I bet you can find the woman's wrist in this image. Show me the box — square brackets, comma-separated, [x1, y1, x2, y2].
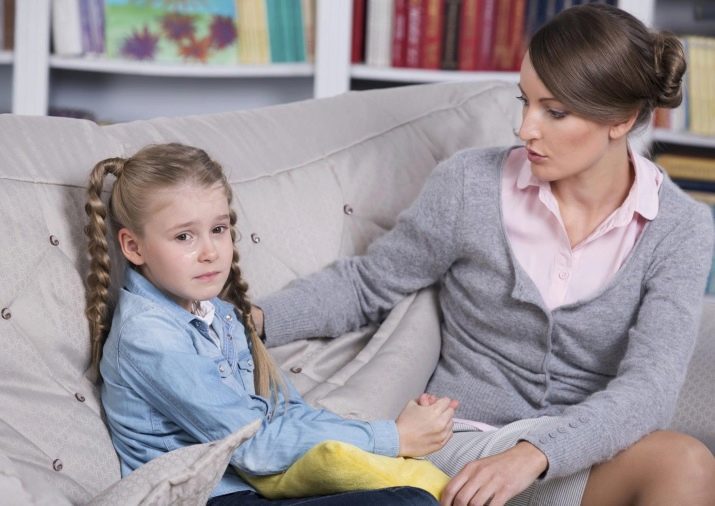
[513, 441, 549, 479]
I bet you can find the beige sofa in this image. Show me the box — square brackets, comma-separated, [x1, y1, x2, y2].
[0, 81, 713, 505]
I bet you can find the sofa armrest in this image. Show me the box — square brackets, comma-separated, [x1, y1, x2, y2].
[670, 299, 715, 452]
[270, 287, 442, 421]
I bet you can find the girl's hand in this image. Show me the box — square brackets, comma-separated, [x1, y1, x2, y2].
[396, 396, 458, 457]
[439, 441, 548, 506]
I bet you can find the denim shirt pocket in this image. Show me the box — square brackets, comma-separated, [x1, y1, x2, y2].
[236, 349, 256, 396]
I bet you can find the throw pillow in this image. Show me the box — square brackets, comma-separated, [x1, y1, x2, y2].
[88, 420, 260, 506]
[240, 440, 449, 500]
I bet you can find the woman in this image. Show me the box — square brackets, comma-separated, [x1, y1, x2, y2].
[253, 4, 715, 505]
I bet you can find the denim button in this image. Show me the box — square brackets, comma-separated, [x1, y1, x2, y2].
[219, 365, 225, 373]
[225, 314, 232, 321]
[75, 393, 85, 402]
[52, 459, 63, 472]
[1, 308, 10, 320]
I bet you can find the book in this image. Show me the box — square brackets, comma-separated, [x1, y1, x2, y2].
[391, 0, 407, 67]
[238, 0, 269, 64]
[457, 0, 479, 70]
[507, 0, 527, 70]
[2, 0, 14, 51]
[441, 0, 461, 70]
[53, 0, 83, 56]
[655, 153, 715, 183]
[420, 0, 444, 69]
[351, 0, 366, 63]
[404, 0, 422, 67]
[301, 0, 315, 62]
[365, 0, 393, 67]
[52, 0, 104, 56]
[105, 0, 238, 64]
[475, 0, 497, 70]
[492, 0, 513, 70]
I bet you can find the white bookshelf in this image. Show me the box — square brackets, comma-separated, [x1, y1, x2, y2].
[351, 64, 518, 83]
[49, 56, 314, 78]
[652, 129, 715, 150]
[11, 0, 329, 119]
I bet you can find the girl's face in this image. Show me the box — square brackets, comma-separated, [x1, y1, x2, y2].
[119, 183, 234, 312]
[517, 53, 617, 184]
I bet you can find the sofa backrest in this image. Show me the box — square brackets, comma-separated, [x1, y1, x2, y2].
[0, 81, 523, 502]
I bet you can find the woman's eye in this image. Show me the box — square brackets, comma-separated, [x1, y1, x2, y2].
[516, 95, 528, 105]
[548, 109, 568, 119]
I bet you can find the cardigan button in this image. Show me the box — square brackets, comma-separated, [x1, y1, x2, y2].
[52, 459, 63, 472]
[290, 366, 302, 374]
[49, 235, 60, 246]
[250, 233, 261, 244]
[1, 308, 10, 320]
[343, 204, 354, 216]
[75, 392, 86, 402]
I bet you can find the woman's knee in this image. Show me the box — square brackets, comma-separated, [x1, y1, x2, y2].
[638, 431, 713, 473]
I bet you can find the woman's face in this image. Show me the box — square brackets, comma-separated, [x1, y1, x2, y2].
[517, 53, 615, 184]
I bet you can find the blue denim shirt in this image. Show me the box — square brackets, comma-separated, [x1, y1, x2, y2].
[100, 268, 399, 498]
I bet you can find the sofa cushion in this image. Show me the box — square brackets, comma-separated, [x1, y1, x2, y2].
[0, 81, 522, 503]
[87, 421, 259, 506]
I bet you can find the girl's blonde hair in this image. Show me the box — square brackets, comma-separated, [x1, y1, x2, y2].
[84, 143, 284, 401]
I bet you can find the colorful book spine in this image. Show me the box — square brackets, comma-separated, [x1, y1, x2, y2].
[301, 0, 315, 62]
[655, 154, 715, 182]
[457, 0, 479, 70]
[351, 0, 366, 63]
[404, 0, 422, 67]
[420, 0, 444, 69]
[365, 0, 394, 67]
[391, 0, 408, 67]
[441, 0, 461, 70]
[475, 0, 497, 70]
[2, 0, 13, 51]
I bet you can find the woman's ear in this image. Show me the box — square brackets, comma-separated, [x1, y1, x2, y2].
[609, 112, 638, 140]
[118, 228, 145, 266]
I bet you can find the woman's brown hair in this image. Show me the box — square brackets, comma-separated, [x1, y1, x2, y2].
[528, 3, 686, 131]
[84, 143, 284, 401]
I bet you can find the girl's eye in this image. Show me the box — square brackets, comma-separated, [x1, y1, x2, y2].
[176, 233, 190, 241]
[212, 225, 228, 234]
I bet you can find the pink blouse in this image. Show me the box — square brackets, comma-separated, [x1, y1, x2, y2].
[502, 146, 662, 310]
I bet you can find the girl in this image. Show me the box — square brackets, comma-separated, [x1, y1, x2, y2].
[84, 143, 457, 505]
[253, 4, 715, 506]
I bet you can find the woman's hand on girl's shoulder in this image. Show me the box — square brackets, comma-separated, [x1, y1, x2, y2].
[395, 395, 459, 457]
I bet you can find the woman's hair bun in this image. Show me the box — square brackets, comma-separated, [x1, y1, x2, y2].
[652, 31, 686, 109]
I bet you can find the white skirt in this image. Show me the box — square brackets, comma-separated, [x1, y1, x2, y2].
[426, 418, 590, 506]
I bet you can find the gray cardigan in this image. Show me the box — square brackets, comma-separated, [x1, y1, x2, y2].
[259, 146, 714, 479]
